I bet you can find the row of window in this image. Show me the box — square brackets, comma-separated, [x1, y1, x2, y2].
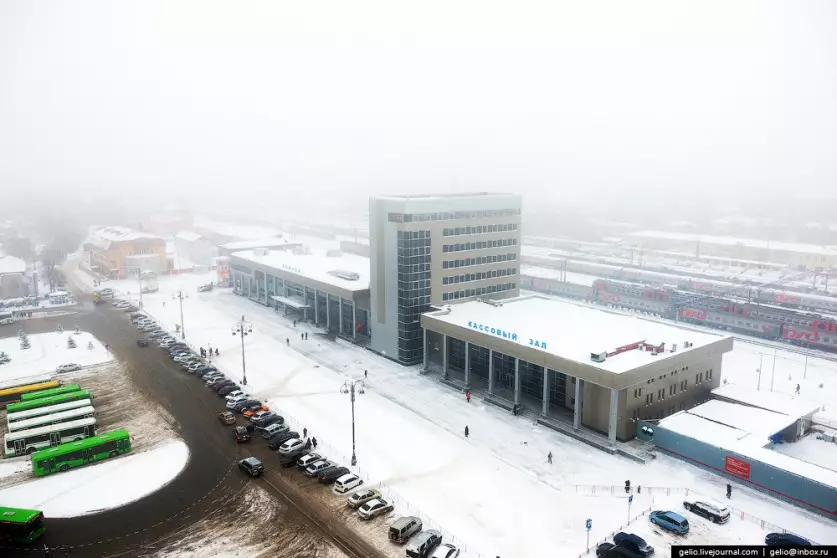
[634, 368, 714, 406]
[443, 253, 517, 269]
[442, 223, 519, 237]
[631, 400, 695, 421]
[442, 238, 519, 253]
[442, 268, 517, 285]
[388, 208, 520, 223]
[441, 283, 516, 301]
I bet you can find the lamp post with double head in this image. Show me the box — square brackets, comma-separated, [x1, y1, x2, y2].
[340, 378, 365, 466]
[232, 316, 253, 386]
[172, 290, 188, 339]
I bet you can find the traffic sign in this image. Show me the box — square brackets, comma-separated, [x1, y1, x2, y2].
[628, 495, 633, 504]
[586, 518, 592, 531]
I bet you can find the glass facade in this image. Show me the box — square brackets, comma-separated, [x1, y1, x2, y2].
[397, 229, 432, 364]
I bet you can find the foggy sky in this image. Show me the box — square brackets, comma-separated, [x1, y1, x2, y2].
[1, 0, 835, 213]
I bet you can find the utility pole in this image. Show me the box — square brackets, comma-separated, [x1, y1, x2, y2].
[138, 270, 143, 309]
[233, 316, 252, 386]
[340, 378, 365, 466]
[770, 348, 777, 391]
[757, 353, 764, 390]
[172, 290, 187, 339]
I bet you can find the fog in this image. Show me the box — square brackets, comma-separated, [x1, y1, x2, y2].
[1, 0, 836, 216]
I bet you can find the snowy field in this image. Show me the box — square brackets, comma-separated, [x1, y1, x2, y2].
[70, 265, 837, 557]
[0, 440, 188, 517]
[0, 330, 112, 382]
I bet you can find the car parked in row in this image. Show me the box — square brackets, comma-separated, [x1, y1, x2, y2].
[682, 499, 729, 524]
[297, 452, 323, 470]
[357, 498, 393, 520]
[596, 543, 644, 557]
[217, 385, 240, 396]
[613, 532, 654, 556]
[430, 543, 460, 558]
[56, 363, 82, 373]
[333, 473, 363, 494]
[278, 438, 305, 455]
[389, 516, 422, 544]
[305, 460, 333, 478]
[279, 448, 306, 467]
[765, 533, 811, 547]
[267, 431, 299, 450]
[260, 422, 289, 438]
[406, 529, 442, 558]
[649, 510, 689, 534]
[318, 466, 350, 484]
[347, 488, 380, 509]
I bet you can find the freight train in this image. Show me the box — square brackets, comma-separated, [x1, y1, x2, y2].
[520, 272, 837, 353]
[522, 254, 837, 314]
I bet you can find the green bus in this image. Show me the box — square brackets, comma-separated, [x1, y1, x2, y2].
[6, 390, 92, 414]
[31, 429, 131, 476]
[0, 506, 46, 544]
[20, 383, 81, 401]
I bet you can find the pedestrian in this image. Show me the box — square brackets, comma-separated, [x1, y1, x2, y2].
[796, 384, 801, 394]
[364, 369, 368, 379]
[215, 348, 219, 356]
[464, 426, 469, 438]
[547, 451, 552, 464]
[465, 390, 471, 403]
[286, 337, 290, 346]
[305, 332, 308, 340]
[303, 427, 308, 438]
[293, 320, 297, 327]
[301, 333, 304, 341]
[312, 437, 318, 449]
[726, 483, 732, 499]
[625, 480, 631, 493]
[637, 485, 641, 494]
[305, 438, 311, 449]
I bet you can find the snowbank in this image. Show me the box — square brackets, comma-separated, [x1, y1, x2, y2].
[0, 331, 113, 382]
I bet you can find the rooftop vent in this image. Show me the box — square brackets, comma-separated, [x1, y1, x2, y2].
[329, 269, 360, 281]
[481, 299, 504, 307]
[591, 352, 607, 363]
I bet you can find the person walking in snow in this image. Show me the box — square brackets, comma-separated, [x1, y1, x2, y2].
[305, 332, 308, 340]
[465, 390, 471, 403]
[303, 427, 308, 438]
[305, 438, 311, 450]
[312, 437, 318, 449]
[215, 348, 219, 356]
[286, 338, 290, 345]
[726, 483, 732, 499]
[464, 426, 469, 438]
[301, 333, 304, 341]
[796, 384, 801, 394]
[364, 370, 368, 379]
[547, 451, 553, 464]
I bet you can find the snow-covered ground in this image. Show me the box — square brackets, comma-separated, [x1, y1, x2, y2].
[0, 440, 188, 517]
[71, 266, 837, 556]
[773, 433, 837, 471]
[0, 330, 113, 382]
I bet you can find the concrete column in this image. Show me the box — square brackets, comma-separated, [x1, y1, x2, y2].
[541, 368, 549, 417]
[514, 358, 521, 405]
[314, 290, 320, 324]
[338, 297, 344, 336]
[442, 335, 449, 379]
[488, 350, 495, 395]
[573, 378, 583, 430]
[608, 388, 619, 445]
[464, 342, 470, 388]
[422, 328, 428, 371]
[326, 296, 331, 330]
[352, 302, 357, 340]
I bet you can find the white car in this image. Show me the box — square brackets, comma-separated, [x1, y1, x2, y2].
[431, 543, 460, 558]
[296, 452, 322, 469]
[224, 390, 245, 401]
[277, 438, 305, 455]
[56, 363, 81, 373]
[305, 460, 332, 477]
[225, 395, 248, 409]
[333, 473, 363, 494]
[357, 498, 393, 520]
[260, 422, 288, 438]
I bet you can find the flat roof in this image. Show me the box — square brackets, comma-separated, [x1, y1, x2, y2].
[86, 227, 163, 250]
[629, 230, 837, 257]
[520, 265, 599, 287]
[231, 248, 369, 293]
[220, 238, 293, 251]
[687, 399, 798, 444]
[193, 218, 282, 241]
[711, 384, 822, 418]
[375, 192, 514, 200]
[175, 231, 204, 242]
[423, 295, 726, 374]
[0, 255, 26, 275]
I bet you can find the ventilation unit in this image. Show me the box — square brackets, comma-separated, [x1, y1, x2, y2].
[329, 269, 360, 281]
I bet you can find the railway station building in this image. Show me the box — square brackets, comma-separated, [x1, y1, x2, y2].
[228, 246, 371, 340]
[420, 295, 734, 444]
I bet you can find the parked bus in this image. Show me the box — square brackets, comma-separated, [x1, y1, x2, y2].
[20, 383, 81, 401]
[4, 417, 97, 457]
[0, 506, 46, 544]
[0, 381, 61, 408]
[0, 375, 53, 391]
[8, 406, 96, 433]
[31, 429, 131, 476]
[0, 312, 15, 325]
[7, 399, 92, 426]
[6, 390, 92, 414]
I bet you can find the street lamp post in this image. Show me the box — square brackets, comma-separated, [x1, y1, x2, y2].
[340, 379, 365, 466]
[172, 290, 188, 339]
[232, 316, 252, 386]
[137, 270, 143, 309]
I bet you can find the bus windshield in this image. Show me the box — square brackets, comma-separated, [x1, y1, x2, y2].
[0, 506, 46, 544]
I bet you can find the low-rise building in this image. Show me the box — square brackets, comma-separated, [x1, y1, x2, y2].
[0, 255, 28, 298]
[84, 227, 167, 279]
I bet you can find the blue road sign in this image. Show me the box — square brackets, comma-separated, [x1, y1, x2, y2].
[586, 518, 592, 530]
[628, 495, 633, 504]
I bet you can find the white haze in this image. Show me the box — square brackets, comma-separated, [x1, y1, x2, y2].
[0, 0, 835, 211]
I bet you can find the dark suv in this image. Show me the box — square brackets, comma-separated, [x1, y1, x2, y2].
[319, 466, 350, 484]
[239, 457, 264, 477]
[268, 431, 300, 450]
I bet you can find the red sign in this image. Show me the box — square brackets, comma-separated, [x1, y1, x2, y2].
[679, 308, 707, 321]
[783, 328, 820, 342]
[774, 293, 801, 304]
[725, 456, 751, 479]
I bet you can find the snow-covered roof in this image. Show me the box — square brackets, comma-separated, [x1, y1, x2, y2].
[193, 217, 282, 241]
[423, 295, 727, 373]
[175, 231, 204, 242]
[86, 227, 163, 250]
[48, 291, 69, 297]
[220, 238, 291, 251]
[0, 255, 26, 275]
[711, 384, 822, 418]
[520, 265, 599, 287]
[628, 230, 837, 257]
[686, 399, 798, 444]
[231, 248, 370, 293]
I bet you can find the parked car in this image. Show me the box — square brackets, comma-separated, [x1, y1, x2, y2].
[267, 431, 299, 450]
[613, 532, 654, 556]
[227, 396, 248, 410]
[596, 543, 644, 558]
[225, 390, 245, 401]
[765, 533, 811, 547]
[278, 438, 305, 455]
[430, 544, 460, 558]
[305, 460, 333, 478]
[233, 399, 261, 413]
[147, 330, 168, 338]
[357, 498, 393, 520]
[649, 511, 689, 534]
[205, 376, 226, 386]
[217, 385, 240, 396]
[261, 422, 289, 438]
[136, 339, 149, 348]
[56, 363, 81, 373]
[682, 500, 729, 524]
[406, 529, 442, 558]
[243, 404, 269, 417]
[239, 457, 264, 477]
[279, 448, 306, 467]
[297, 452, 323, 470]
[234, 426, 251, 443]
[333, 473, 363, 494]
[389, 516, 422, 544]
[250, 411, 276, 424]
[218, 411, 236, 425]
[212, 380, 236, 392]
[318, 466, 350, 484]
[347, 488, 380, 508]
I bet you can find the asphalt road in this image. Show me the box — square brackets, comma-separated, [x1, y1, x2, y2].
[2, 304, 389, 558]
